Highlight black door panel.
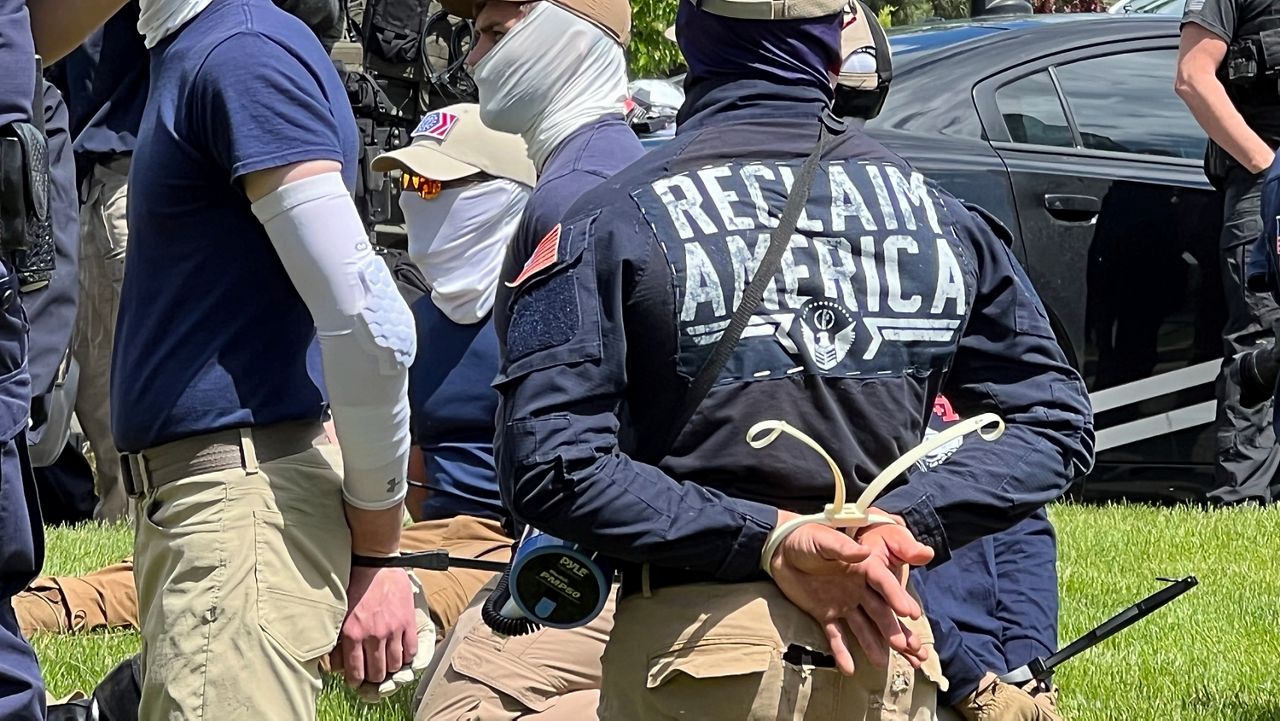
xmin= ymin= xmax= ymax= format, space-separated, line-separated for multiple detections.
xmin=978 ymin=45 xmax=1227 ymax=489
xmin=873 ymin=20 xmax=1232 ymax=498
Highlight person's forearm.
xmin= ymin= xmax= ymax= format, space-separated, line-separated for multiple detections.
xmin=346 ymin=503 xmax=405 ymax=556
xmin=1177 ymin=72 xmax=1274 ymax=172
xmin=29 ymin=0 xmax=128 ymax=63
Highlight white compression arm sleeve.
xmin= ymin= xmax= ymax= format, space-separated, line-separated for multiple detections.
xmin=251 ymin=172 xmax=417 ymax=510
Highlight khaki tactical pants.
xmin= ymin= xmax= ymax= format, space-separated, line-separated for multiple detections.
xmin=133 ymin=428 xmax=349 ymax=720
xmin=414 ymin=578 xmax=616 ymax=720
xmin=12 ymin=558 xmax=137 ymax=637
xmin=74 ymin=155 xmax=130 ymax=522
xmin=600 ymin=580 xmax=944 ymax=721
xmin=13 ymin=516 xmax=511 ymax=640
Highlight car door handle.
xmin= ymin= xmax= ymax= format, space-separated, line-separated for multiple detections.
xmin=1044 ymin=194 xmax=1101 ymax=220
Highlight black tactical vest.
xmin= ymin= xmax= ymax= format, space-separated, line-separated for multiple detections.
xmin=1221 ymin=0 xmax=1280 ymax=142
xmin=1205 ymin=0 xmax=1280 ymax=181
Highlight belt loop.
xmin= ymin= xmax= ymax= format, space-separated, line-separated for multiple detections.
xmin=641 ymin=562 xmax=653 ymax=599
xmin=240 ymin=428 xmax=260 ymax=475
xmin=123 ymin=453 xmax=151 ymax=498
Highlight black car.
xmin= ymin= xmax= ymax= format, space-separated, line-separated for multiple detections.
xmin=866 ymin=14 xmax=1226 ymax=501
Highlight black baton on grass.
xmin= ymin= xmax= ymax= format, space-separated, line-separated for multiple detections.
xmin=1000 ymin=575 xmax=1199 ymax=685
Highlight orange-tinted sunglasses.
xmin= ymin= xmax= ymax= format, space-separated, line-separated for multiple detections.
xmin=401 ymin=172 xmax=444 ymax=200
xmin=399 ymin=172 xmax=493 ymax=200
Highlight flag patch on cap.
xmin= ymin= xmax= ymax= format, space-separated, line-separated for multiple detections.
xmin=507 ymin=225 xmax=562 ymax=287
xmin=413 ymin=111 xmax=459 ymax=141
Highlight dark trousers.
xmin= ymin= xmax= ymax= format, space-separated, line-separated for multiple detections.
xmin=1212 ymin=166 xmax=1280 ymax=504
xmin=912 ymin=508 xmax=1058 ymax=706
xmin=0 ymin=436 xmax=46 ymax=719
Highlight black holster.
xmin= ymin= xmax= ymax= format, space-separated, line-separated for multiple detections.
xmin=0 ymin=121 xmax=55 ymax=291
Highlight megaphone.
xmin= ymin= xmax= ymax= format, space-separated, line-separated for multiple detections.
xmin=481 ymin=529 xmax=613 ymax=636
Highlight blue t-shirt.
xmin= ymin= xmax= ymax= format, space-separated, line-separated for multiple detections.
xmin=112 ymin=0 xmax=359 ymax=452
xmin=0 ymin=0 xmax=34 ymax=128
xmin=61 ymin=2 xmax=147 ymax=171
xmin=408 ymin=297 xmax=505 ymax=523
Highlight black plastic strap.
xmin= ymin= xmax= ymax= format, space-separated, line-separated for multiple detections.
xmin=352 ymin=549 xmax=510 ymax=573
xmin=666 ymin=112 xmax=846 ymax=448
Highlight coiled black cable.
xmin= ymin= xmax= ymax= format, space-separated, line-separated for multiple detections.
xmin=480 ymin=568 xmax=540 ymax=637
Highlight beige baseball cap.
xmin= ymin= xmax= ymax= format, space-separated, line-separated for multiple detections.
xmin=371 ymin=103 xmax=536 ymax=187
xmin=690 ymin=0 xmax=850 ymax=20
xmin=443 ymin=0 xmax=632 ymax=45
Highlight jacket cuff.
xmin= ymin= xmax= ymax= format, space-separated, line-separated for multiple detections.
xmin=713 ymin=499 xmax=778 ymax=582
xmin=875 ymin=489 xmax=950 ymax=564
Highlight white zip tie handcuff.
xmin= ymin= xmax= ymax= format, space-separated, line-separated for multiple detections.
xmin=753 ymin=413 xmax=1006 ymax=575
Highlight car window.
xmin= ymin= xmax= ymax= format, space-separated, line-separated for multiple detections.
xmin=1054 ymin=49 xmax=1207 ymax=160
xmin=994 ymin=72 xmax=1075 ymax=148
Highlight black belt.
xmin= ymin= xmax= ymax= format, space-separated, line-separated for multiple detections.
xmin=618 ymin=563 xmax=770 ymax=599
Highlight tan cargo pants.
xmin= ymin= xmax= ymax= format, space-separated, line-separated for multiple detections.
xmin=74 ymin=155 xmax=130 ymax=522
xmin=600 ymin=580 xmax=945 ymax=721
xmin=413 ymin=578 xmax=616 ymax=720
xmin=12 ymin=558 xmax=138 ymax=637
xmin=133 ymin=428 xmax=350 ymax=720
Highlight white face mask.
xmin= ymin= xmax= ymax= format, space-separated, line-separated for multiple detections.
xmin=471 ymin=2 xmax=629 ymax=169
xmin=400 ymin=177 xmax=531 ymax=325
xmin=137 ymin=0 xmax=215 ymax=48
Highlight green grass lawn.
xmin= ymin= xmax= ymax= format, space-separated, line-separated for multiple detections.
xmin=31 ymin=504 xmax=1280 ymax=720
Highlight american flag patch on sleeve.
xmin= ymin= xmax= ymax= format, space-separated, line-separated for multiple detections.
xmin=506 ymin=224 xmax=562 ymax=287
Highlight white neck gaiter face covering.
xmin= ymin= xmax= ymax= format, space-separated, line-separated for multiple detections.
xmin=399 ymin=178 xmax=531 ymax=325
xmin=471 ymin=2 xmax=629 ymax=170
xmin=138 ymin=0 xmax=215 ymax=48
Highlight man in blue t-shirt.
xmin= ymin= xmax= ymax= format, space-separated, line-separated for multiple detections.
xmin=116 ymin=0 xmax=420 ymax=716
xmin=57 ymin=0 xmax=363 ymax=524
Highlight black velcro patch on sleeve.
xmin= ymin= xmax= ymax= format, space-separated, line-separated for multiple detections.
xmin=507 ymin=271 xmax=581 ymax=361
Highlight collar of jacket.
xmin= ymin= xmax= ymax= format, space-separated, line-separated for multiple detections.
xmin=676 ymin=78 xmax=832 ymax=135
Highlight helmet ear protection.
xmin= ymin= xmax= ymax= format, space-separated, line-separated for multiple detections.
xmin=834 ymin=0 xmax=893 ymax=121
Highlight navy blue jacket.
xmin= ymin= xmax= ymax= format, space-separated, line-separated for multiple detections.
xmin=494 ymin=80 xmax=1095 ymax=580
